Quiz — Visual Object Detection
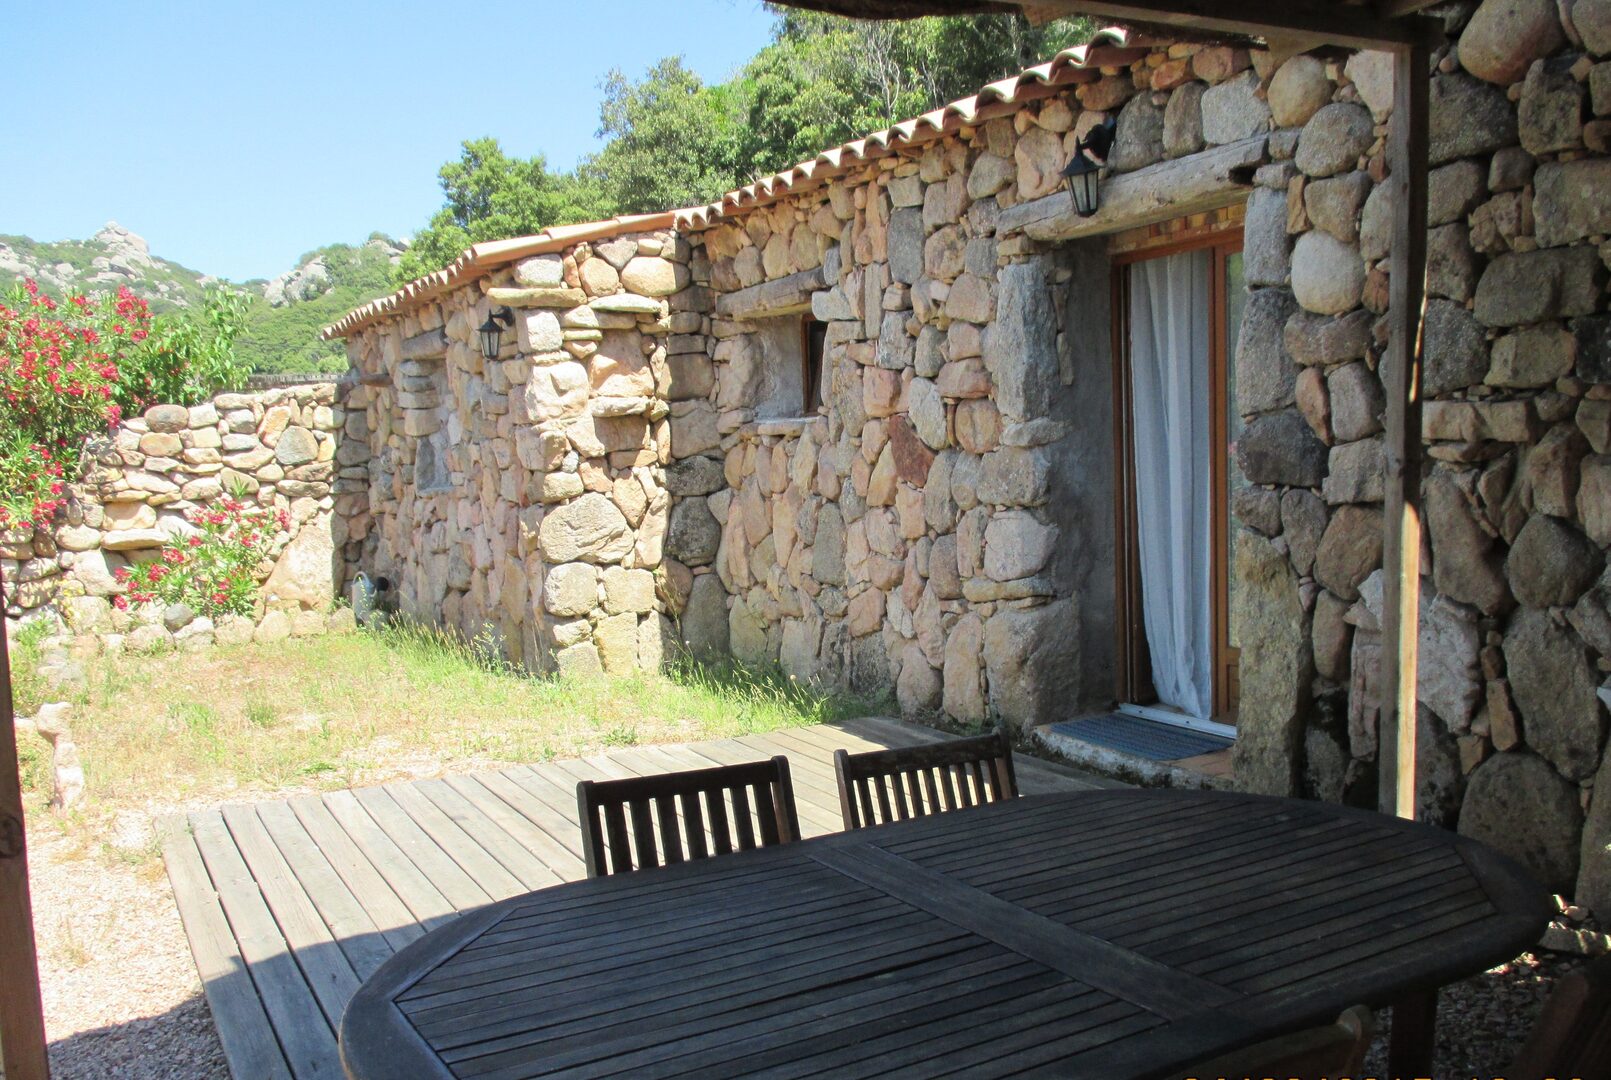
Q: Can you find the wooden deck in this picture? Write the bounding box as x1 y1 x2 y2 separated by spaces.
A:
159 717 1118 1080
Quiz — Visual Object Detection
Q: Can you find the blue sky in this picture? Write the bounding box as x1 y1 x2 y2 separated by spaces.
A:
0 1 777 281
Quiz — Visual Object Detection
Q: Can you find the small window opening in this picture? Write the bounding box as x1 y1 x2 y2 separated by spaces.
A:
802 317 827 415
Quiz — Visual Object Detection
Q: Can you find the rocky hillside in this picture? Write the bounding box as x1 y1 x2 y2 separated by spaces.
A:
0 222 407 374
0 222 214 313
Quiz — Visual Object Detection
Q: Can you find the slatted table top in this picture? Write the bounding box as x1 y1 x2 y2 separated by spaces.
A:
339 789 1551 1080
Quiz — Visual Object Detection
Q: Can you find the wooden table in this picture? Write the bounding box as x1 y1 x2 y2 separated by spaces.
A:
339 790 1550 1079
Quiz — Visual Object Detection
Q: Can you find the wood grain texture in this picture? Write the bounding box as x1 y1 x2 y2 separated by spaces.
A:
164 719 1084 1078
342 789 1551 1080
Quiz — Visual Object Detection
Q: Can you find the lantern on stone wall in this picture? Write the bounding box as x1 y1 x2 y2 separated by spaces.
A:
477 307 515 362
1061 117 1117 218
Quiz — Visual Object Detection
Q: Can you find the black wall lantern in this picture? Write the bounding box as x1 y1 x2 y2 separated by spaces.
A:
1060 116 1117 218
477 306 515 362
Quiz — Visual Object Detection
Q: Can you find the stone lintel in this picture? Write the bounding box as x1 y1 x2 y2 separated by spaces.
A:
714 267 827 321
998 135 1269 244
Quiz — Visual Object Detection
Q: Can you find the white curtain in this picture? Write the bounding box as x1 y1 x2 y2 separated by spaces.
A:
1129 251 1213 720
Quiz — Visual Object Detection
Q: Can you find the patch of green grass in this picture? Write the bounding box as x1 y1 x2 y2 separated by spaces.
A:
244 699 278 729
37 619 891 816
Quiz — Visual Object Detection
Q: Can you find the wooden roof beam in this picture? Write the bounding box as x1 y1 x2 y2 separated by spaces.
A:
1022 0 1439 52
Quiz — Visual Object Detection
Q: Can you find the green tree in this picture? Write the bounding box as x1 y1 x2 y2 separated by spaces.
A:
395 138 610 283
585 57 748 215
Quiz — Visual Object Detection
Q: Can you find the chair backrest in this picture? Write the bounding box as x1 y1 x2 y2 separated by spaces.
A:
1181 1005 1373 1080
833 729 1018 831
575 756 800 878
1510 954 1611 1080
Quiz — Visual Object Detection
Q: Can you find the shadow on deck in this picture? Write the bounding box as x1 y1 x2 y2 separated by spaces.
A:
160 716 1119 1080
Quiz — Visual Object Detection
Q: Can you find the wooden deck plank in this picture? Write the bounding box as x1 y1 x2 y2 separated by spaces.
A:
409 778 564 891
187 810 344 1080
345 786 497 912
218 803 364 1027
287 795 447 939
442 773 584 879
474 769 588 865
157 816 295 1080
252 802 400 980
165 719 1113 1080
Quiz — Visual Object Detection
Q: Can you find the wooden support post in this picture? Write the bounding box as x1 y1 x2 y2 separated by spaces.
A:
1378 38 1433 820
0 581 50 1080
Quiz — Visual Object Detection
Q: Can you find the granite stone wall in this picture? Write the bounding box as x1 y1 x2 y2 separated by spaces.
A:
338 231 700 675
1 383 364 652
329 1 1611 913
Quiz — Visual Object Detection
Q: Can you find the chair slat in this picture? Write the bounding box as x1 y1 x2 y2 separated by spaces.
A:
603 801 633 874
679 790 708 859
575 757 798 878
706 788 733 856
730 785 758 850
832 730 1022 831
655 793 683 865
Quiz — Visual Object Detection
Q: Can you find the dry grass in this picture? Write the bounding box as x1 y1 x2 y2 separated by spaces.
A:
10 620 890 837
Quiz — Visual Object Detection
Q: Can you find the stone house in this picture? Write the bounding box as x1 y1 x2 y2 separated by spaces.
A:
324 7 1611 914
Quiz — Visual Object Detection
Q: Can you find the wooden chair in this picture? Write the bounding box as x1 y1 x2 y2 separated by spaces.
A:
1179 1005 1373 1080
833 729 1018 831
575 757 800 878
1509 953 1611 1080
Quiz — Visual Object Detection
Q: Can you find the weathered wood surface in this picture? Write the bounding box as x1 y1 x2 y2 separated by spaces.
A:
997 135 1267 245
577 755 801 876
0 584 48 1080
342 789 1550 1080
835 728 1019 830
162 718 1113 1080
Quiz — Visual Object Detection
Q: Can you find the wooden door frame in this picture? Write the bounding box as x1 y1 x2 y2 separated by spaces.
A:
1110 226 1245 723
0 580 50 1080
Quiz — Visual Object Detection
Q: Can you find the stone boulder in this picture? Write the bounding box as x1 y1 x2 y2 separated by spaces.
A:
1236 289 1300 414
1201 70 1270 144
1291 232 1365 315
539 493 633 565
1236 410 1329 487
665 498 721 567
1315 504 1384 601
1294 104 1374 178
1459 751 1584 895
1230 531 1312 795
1268 55 1332 128
1504 608 1607 781
679 573 729 656
1578 737 1611 916
1430 73 1520 165
1507 514 1602 608
982 598 1078 732
1163 80 1206 158
1111 93 1165 172
1460 0 1566 84
262 517 335 610
542 563 599 618
1426 472 1511 615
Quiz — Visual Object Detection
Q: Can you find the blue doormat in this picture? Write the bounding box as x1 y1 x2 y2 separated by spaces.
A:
1050 713 1233 761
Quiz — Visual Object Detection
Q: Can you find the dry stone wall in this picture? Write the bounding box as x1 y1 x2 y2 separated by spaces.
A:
673 40 1279 729
327 0 1611 913
1210 0 1611 913
1 383 364 652
339 231 698 676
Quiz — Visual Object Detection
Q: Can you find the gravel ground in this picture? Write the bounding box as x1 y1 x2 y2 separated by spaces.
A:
1361 946 1588 1078
28 821 228 1079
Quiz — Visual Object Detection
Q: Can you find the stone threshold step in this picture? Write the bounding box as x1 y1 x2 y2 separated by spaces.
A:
1031 714 1236 790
